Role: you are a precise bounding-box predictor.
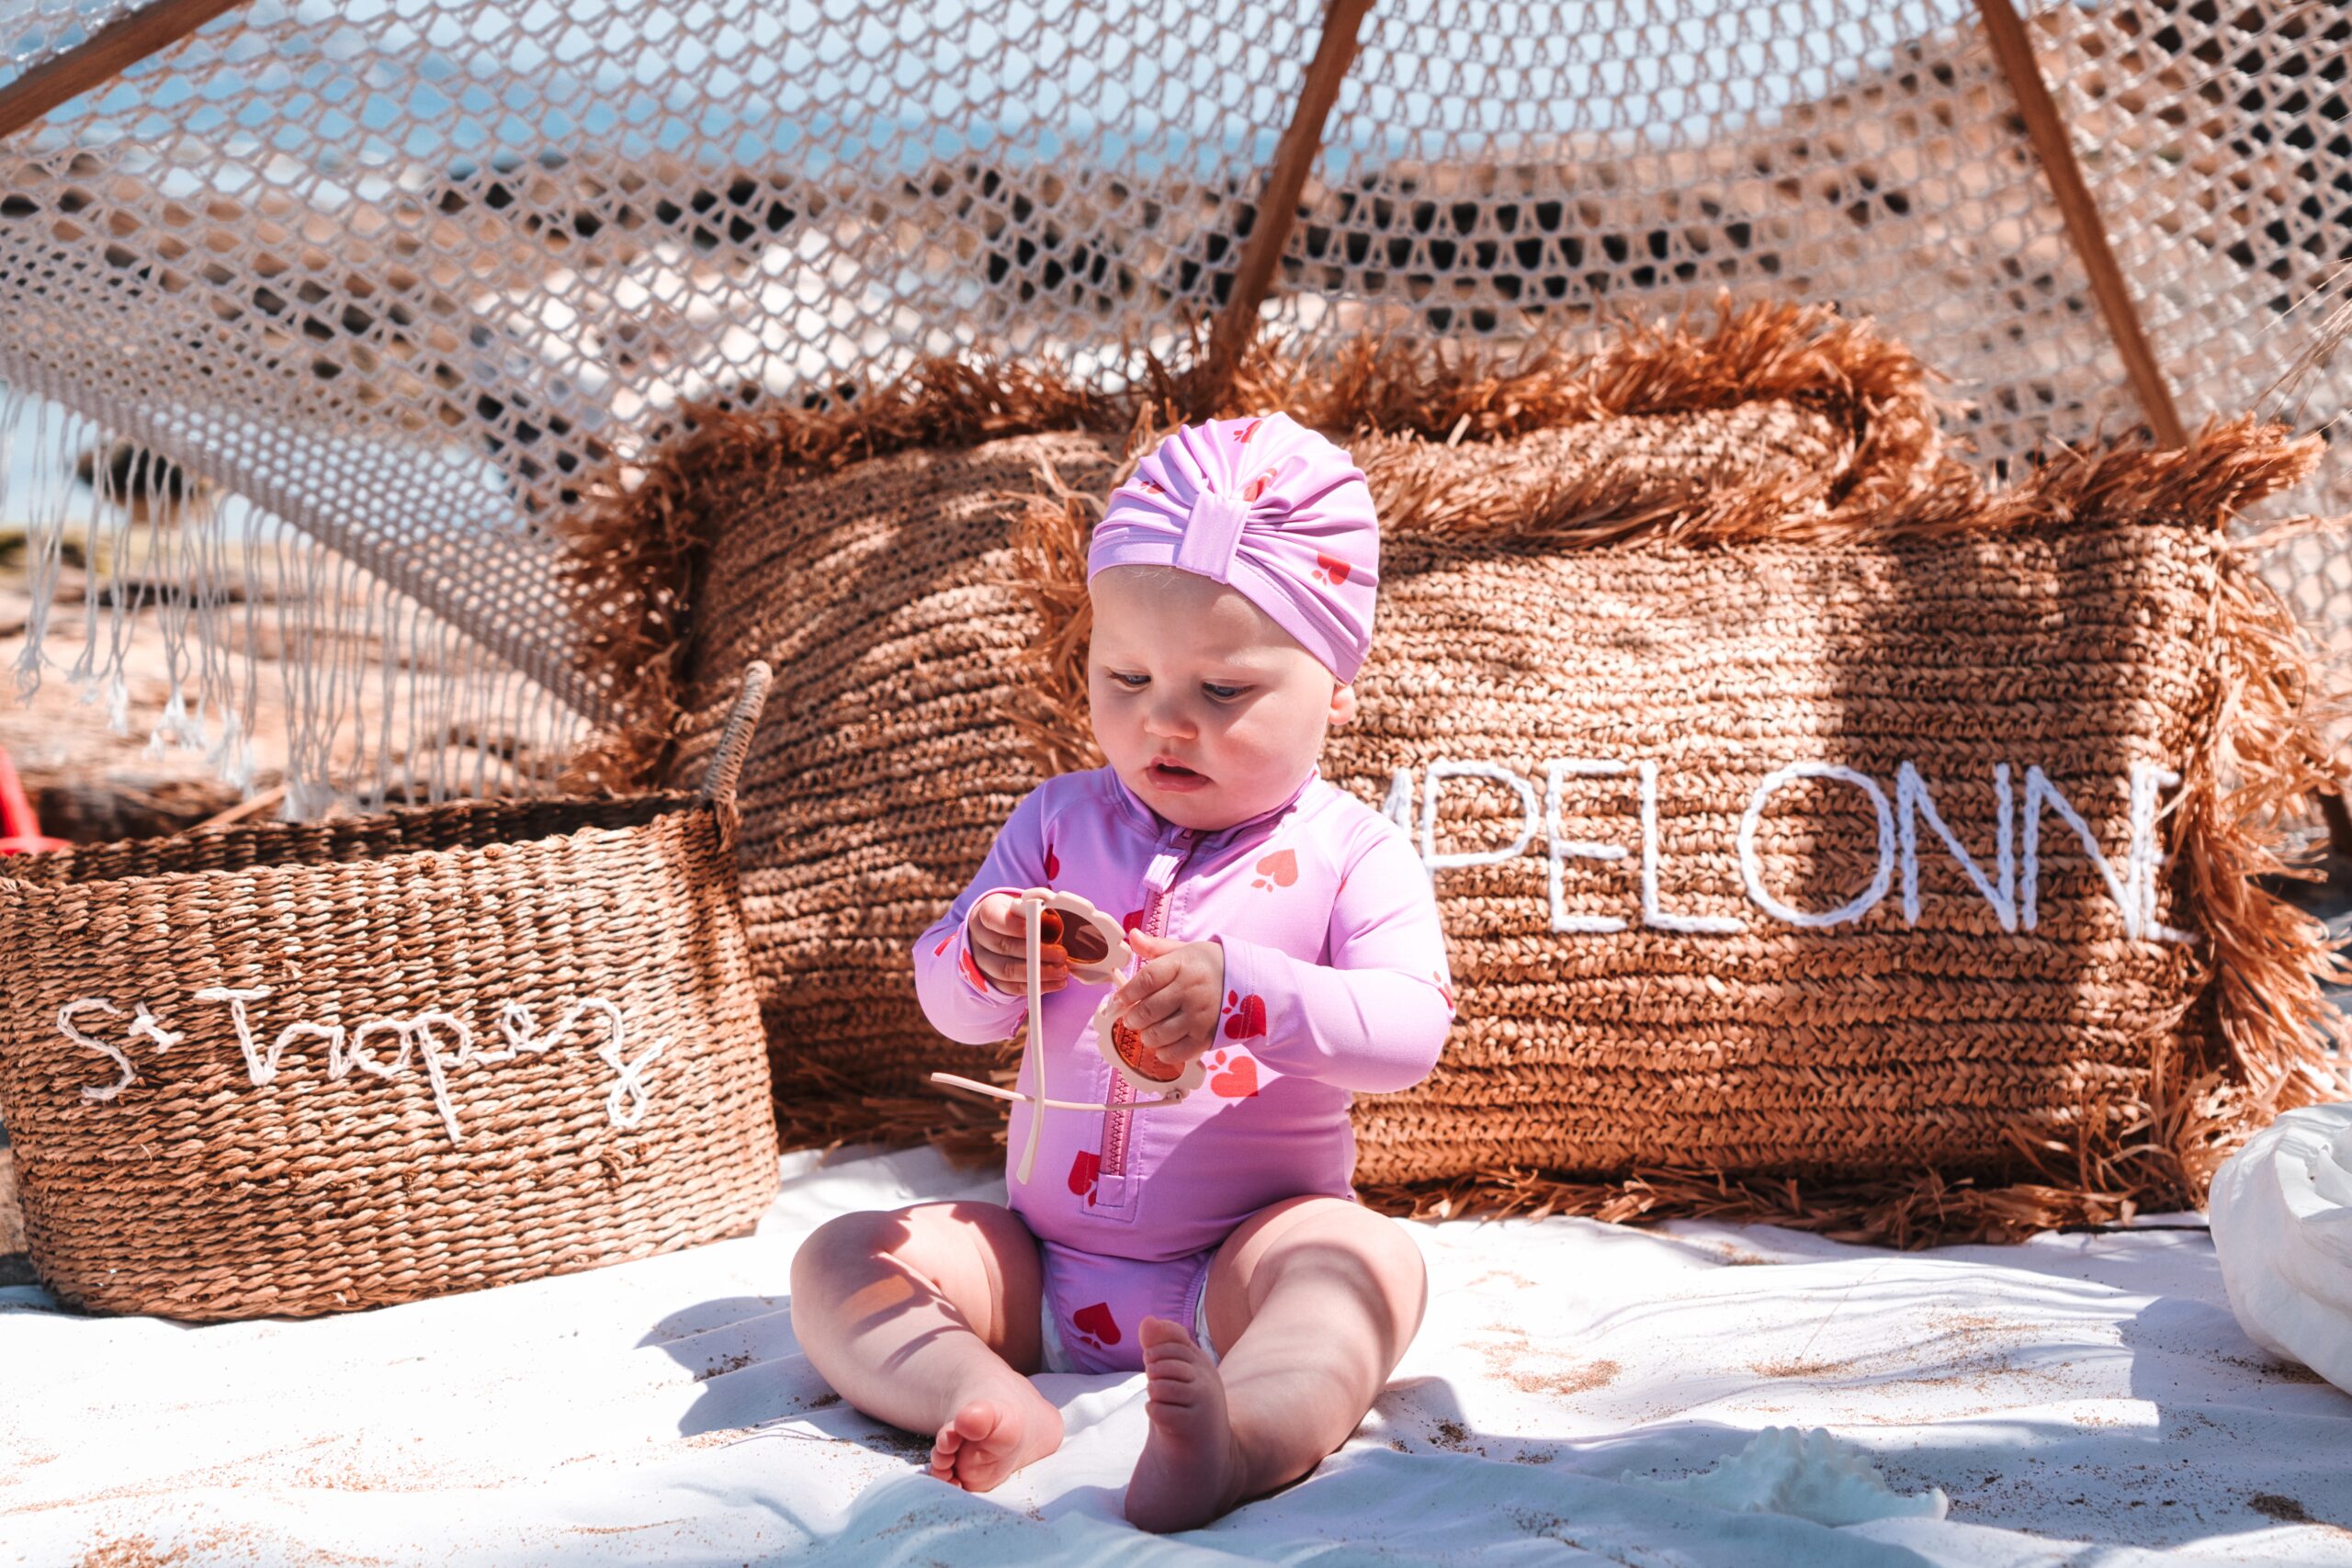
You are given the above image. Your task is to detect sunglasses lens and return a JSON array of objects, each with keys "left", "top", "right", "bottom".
[
  {"left": 1062, "top": 922, "right": 1111, "bottom": 965},
  {"left": 1035, "top": 908, "right": 1065, "bottom": 944},
  {"left": 1111, "top": 1020, "right": 1183, "bottom": 1082}
]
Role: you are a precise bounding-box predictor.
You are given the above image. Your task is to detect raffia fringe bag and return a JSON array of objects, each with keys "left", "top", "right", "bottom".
[
  {"left": 0, "top": 667, "right": 782, "bottom": 1319},
  {"left": 566, "top": 303, "right": 2348, "bottom": 1244}
]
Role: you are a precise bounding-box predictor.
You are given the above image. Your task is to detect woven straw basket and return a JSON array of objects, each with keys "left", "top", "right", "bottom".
[{"left": 0, "top": 667, "right": 782, "bottom": 1320}]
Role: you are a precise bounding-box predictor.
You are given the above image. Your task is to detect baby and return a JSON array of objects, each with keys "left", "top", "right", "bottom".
[{"left": 789, "top": 412, "right": 1455, "bottom": 1533}]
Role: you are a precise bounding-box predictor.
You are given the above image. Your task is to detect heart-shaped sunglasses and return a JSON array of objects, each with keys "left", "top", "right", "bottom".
[{"left": 929, "top": 888, "right": 1198, "bottom": 1185}]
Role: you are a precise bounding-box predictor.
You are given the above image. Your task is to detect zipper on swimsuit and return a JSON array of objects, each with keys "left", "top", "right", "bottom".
[{"left": 1102, "top": 825, "right": 1197, "bottom": 1181}]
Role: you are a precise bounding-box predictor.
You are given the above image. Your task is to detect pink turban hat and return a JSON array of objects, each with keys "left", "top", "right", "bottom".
[{"left": 1086, "top": 412, "right": 1379, "bottom": 683}]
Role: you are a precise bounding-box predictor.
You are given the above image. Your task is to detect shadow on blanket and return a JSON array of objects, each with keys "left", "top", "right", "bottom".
[
  {"left": 642, "top": 1294, "right": 829, "bottom": 1438},
  {"left": 628, "top": 1278, "right": 2349, "bottom": 1553}
]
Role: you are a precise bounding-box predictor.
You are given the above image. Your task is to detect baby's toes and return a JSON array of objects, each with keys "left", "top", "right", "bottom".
[
  {"left": 1136, "top": 1314, "right": 1195, "bottom": 1350},
  {"left": 1138, "top": 1319, "right": 1208, "bottom": 1379},
  {"left": 1143, "top": 1333, "right": 1199, "bottom": 1367},
  {"left": 1144, "top": 1348, "right": 1201, "bottom": 1385}
]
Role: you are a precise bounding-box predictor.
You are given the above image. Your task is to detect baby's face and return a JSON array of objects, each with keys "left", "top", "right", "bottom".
[{"left": 1087, "top": 566, "right": 1355, "bottom": 831}]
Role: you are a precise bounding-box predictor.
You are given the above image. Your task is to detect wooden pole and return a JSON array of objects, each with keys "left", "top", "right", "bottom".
[
  {"left": 0, "top": 0, "right": 247, "bottom": 141},
  {"left": 1976, "top": 3, "right": 2352, "bottom": 860},
  {"left": 1193, "top": 0, "right": 1375, "bottom": 415},
  {"left": 1975, "top": 0, "right": 2187, "bottom": 448}
]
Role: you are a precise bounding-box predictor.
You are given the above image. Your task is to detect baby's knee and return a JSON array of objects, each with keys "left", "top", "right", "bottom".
[
  {"left": 1329, "top": 1211, "right": 1427, "bottom": 1333},
  {"left": 1300, "top": 1220, "right": 1422, "bottom": 1378},
  {"left": 791, "top": 1207, "right": 908, "bottom": 1292}
]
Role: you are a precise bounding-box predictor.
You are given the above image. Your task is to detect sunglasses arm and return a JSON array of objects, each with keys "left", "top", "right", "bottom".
[
  {"left": 928, "top": 1070, "right": 1188, "bottom": 1113},
  {"left": 940, "top": 890, "right": 1176, "bottom": 1182}
]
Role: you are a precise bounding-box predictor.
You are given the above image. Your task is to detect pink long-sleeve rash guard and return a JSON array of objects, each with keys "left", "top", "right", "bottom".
[{"left": 913, "top": 764, "right": 1457, "bottom": 1264}]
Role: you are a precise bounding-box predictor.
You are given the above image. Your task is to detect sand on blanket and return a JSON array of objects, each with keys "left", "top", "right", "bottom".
[{"left": 3, "top": 1143, "right": 2348, "bottom": 1566}]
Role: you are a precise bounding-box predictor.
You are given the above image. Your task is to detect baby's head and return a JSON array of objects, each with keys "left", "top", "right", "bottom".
[{"left": 1085, "top": 413, "right": 1378, "bottom": 830}]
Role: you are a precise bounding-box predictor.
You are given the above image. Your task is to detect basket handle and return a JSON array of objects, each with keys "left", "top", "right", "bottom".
[{"left": 696, "top": 661, "right": 774, "bottom": 803}]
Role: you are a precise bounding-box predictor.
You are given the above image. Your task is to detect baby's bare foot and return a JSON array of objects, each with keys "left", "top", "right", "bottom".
[
  {"left": 1123, "top": 1315, "right": 1251, "bottom": 1533},
  {"left": 927, "top": 1377, "right": 1064, "bottom": 1493}
]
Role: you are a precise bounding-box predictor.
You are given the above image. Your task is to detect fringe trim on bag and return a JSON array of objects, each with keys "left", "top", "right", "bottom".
[
  {"left": 560, "top": 297, "right": 1945, "bottom": 786},
  {"left": 1352, "top": 1163, "right": 2147, "bottom": 1250},
  {"left": 767, "top": 1043, "right": 1015, "bottom": 1171},
  {"left": 555, "top": 361, "right": 1135, "bottom": 791},
  {"left": 1006, "top": 297, "right": 1976, "bottom": 778},
  {"left": 1351, "top": 1035, "right": 2321, "bottom": 1249}
]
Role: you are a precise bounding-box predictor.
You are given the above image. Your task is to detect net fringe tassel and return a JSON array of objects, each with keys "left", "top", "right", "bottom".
[{"left": 2, "top": 390, "right": 586, "bottom": 820}]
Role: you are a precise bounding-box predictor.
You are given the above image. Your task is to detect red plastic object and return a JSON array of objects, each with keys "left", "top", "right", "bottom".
[{"left": 0, "top": 746, "right": 68, "bottom": 855}]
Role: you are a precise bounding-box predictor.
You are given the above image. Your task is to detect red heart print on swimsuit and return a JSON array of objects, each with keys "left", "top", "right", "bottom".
[
  {"left": 1068, "top": 1148, "right": 1101, "bottom": 1205},
  {"left": 1313, "top": 552, "right": 1351, "bottom": 585},
  {"left": 1251, "top": 849, "right": 1296, "bottom": 891},
  {"left": 1122, "top": 908, "right": 1145, "bottom": 934},
  {"left": 1223, "top": 994, "right": 1267, "bottom": 1040},
  {"left": 934, "top": 932, "right": 952, "bottom": 957},
  {"left": 1208, "top": 1052, "right": 1259, "bottom": 1098},
  {"left": 1043, "top": 845, "right": 1060, "bottom": 881},
  {"left": 958, "top": 944, "right": 989, "bottom": 994},
  {"left": 1072, "top": 1301, "right": 1120, "bottom": 1348}
]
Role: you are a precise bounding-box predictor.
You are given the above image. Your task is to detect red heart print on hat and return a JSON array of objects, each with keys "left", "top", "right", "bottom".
[
  {"left": 1223, "top": 994, "right": 1267, "bottom": 1040},
  {"left": 1072, "top": 1302, "right": 1120, "bottom": 1348},
  {"left": 1235, "top": 417, "right": 1262, "bottom": 445},
  {"left": 1068, "top": 1148, "right": 1101, "bottom": 1205},
  {"left": 1314, "top": 552, "right": 1352, "bottom": 585},
  {"left": 1251, "top": 849, "right": 1297, "bottom": 891},
  {"left": 1241, "top": 467, "right": 1278, "bottom": 502}
]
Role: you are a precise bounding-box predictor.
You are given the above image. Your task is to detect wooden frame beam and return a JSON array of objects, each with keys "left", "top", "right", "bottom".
[
  {"left": 0, "top": 0, "right": 248, "bottom": 141},
  {"left": 1194, "top": 0, "right": 1375, "bottom": 414},
  {"left": 1974, "top": 3, "right": 2352, "bottom": 858},
  {"left": 1975, "top": 0, "right": 2187, "bottom": 448}
]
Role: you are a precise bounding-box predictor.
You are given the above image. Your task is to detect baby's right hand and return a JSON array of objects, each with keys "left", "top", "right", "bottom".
[{"left": 967, "top": 892, "right": 1069, "bottom": 996}]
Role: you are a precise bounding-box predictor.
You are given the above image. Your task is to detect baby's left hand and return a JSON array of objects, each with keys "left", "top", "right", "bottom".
[{"left": 1108, "top": 931, "right": 1227, "bottom": 1066}]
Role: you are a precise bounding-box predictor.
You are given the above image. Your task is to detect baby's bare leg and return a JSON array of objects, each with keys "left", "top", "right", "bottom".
[
  {"left": 789, "top": 1200, "right": 1064, "bottom": 1491},
  {"left": 1124, "top": 1195, "right": 1426, "bottom": 1533}
]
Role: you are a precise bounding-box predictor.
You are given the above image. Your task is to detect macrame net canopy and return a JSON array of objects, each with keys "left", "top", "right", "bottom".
[{"left": 1, "top": 0, "right": 2346, "bottom": 813}]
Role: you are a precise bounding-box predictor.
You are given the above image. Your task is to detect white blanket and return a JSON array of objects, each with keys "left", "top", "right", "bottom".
[{"left": 5, "top": 1143, "right": 2347, "bottom": 1566}]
